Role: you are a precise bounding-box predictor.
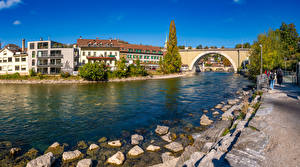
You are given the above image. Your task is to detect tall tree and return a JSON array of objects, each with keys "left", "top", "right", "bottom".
[
  {"left": 279, "top": 22, "right": 299, "bottom": 58},
  {"left": 196, "top": 44, "right": 203, "bottom": 49},
  {"left": 160, "top": 20, "right": 182, "bottom": 73}
]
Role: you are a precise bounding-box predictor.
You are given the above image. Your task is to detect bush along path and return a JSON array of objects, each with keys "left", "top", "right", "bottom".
[{"left": 149, "top": 90, "right": 262, "bottom": 167}]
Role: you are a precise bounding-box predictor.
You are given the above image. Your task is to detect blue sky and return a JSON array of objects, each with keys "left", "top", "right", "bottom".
[{"left": 0, "top": 0, "right": 299, "bottom": 48}]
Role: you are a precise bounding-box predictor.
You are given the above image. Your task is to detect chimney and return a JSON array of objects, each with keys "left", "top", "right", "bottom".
[
  {"left": 40, "top": 37, "right": 43, "bottom": 41},
  {"left": 80, "top": 36, "right": 82, "bottom": 39},
  {"left": 22, "top": 39, "right": 25, "bottom": 52}
]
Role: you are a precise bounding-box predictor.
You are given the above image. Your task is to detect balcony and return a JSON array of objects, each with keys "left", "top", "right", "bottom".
[
  {"left": 49, "top": 63, "right": 63, "bottom": 67},
  {"left": 37, "top": 63, "right": 49, "bottom": 67},
  {"left": 50, "top": 54, "right": 63, "bottom": 58}
]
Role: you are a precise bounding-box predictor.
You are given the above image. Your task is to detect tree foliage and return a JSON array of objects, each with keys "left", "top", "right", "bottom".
[
  {"left": 196, "top": 44, "right": 202, "bottom": 49},
  {"left": 127, "top": 59, "right": 148, "bottom": 76},
  {"left": 160, "top": 20, "right": 182, "bottom": 73},
  {"left": 235, "top": 42, "right": 251, "bottom": 48},
  {"left": 79, "top": 62, "right": 108, "bottom": 81}
]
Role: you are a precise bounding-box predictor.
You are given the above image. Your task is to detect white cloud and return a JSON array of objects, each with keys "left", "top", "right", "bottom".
[
  {"left": 0, "top": 0, "right": 22, "bottom": 10},
  {"left": 13, "top": 20, "right": 21, "bottom": 25}
]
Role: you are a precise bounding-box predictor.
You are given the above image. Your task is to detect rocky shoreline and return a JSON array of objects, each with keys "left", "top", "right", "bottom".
[
  {"left": 0, "top": 72, "right": 193, "bottom": 85},
  {"left": 0, "top": 87, "right": 259, "bottom": 167}
]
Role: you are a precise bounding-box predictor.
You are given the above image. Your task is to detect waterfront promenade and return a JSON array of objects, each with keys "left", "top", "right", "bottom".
[{"left": 225, "top": 83, "right": 300, "bottom": 167}]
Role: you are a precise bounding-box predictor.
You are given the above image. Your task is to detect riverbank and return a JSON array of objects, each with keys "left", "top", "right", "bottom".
[{"left": 0, "top": 72, "right": 193, "bottom": 84}]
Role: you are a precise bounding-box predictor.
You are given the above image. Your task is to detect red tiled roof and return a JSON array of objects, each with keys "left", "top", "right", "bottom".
[
  {"left": 87, "top": 57, "right": 116, "bottom": 60},
  {"left": 119, "top": 43, "right": 162, "bottom": 53}
]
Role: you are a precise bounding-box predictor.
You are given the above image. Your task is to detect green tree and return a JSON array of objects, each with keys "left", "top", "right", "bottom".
[
  {"left": 243, "top": 42, "right": 251, "bottom": 48},
  {"left": 248, "top": 29, "right": 284, "bottom": 79},
  {"left": 279, "top": 22, "right": 299, "bottom": 58},
  {"left": 196, "top": 44, "right": 202, "bottom": 49},
  {"left": 114, "top": 57, "right": 128, "bottom": 78},
  {"left": 178, "top": 45, "right": 185, "bottom": 49},
  {"left": 235, "top": 44, "right": 242, "bottom": 48},
  {"left": 160, "top": 20, "right": 182, "bottom": 73},
  {"left": 79, "top": 62, "right": 108, "bottom": 81},
  {"left": 128, "top": 59, "right": 148, "bottom": 76}
]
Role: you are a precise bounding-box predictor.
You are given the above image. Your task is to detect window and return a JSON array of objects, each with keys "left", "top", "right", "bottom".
[
  {"left": 140, "top": 55, "right": 142, "bottom": 59},
  {"left": 50, "top": 50, "right": 61, "bottom": 57},
  {"left": 3, "top": 59, "right": 7, "bottom": 63},
  {"left": 22, "top": 58, "right": 26, "bottom": 62},
  {"left": 50, "top": 59, "right": 55, "bottom": 65},
  {"left": 32, "top": 60, "right": 35, "bottom": 66},
  {"left": 82, "top": 60, "right": 85, "bottom": 64},
  {"left": 104, "top": 52, "right": 107, "bottom": 57},
  {"left": 15, "top": 58, "right": 20, "bottom": 62},
  {"left": 0, "top": 66, "right": 1, "bottom": 71},
  {"left": 21, "top": 65, "right": 26, "bottom": 71},
  {"left": 8, "top": 65, "right": 12, "bottom": 71},
  {"left": 37, "top": 51, "right": 48, "bottom": 57},
  {"left": 83, "top": 52, "right": 85, "bottom": 56},
  {"left": 32, "top": 51, "right": 36, "bottom": 58},
  {"left": 115, "top": 52, "right": 118, "bottom": 56},
  {"left": 37, "top": 42, "right": 49, "bottom": 49},
  {"left": 88, "top": 52, "right": 91, "bottom": 56},
  {"left": 110, "top": 52, "right": 112, "bottom": 56},
  {"left": 15, "top": 65, "right": 20, "bottom": 71},
  {"left": 94, "top": 52, "right": 96, "bottom": 56},
  {"left": 30, "top": 43, "right": 35, "bottom": 49},
  {"left": 8, "top": 58, "right": 12, "bottom": 62},
  {"left": 0, "top": 60, "right": 2, "bottom": 63}
]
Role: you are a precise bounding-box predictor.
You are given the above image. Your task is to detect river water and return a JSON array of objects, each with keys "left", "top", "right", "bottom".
[{"left": 0, "top": 72, "right": 252, "bottom": 152}]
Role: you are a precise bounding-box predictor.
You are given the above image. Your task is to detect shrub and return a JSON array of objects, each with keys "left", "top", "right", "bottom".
[
  {"left": 114, "top": 57, "right": 128, "bottom": 78},
  {"left": 37, "top": 73, "right": 44, "bottom": 79},
  {"left": 29, "top": 68, "right": 36, "bottom": 77},
  {"left": 60, "top": 71, "right": 71, "bottom": 78},
  {"left": 79, "top": 62, "right": 108, "bottom": 81}
]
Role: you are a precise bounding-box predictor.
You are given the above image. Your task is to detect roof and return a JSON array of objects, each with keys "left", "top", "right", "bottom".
[
  {"left": 77, "top": 38, "right": 163, "bottom": 54},
  {"left": 119, "top": 43, "right": 162, "bottom": 52},
  {"left": 77, "top": 39, "right": 125, "bottom": 47}
]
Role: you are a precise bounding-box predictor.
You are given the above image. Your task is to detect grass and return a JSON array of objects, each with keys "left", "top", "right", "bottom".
[
  {"left": 222, "top": 128, "right": 230, "bottom": 136},
  {"left": 249, "top": 125, "right": 260, "bottom": 131},
  {"left": 237, "top": 112, "right": 246, "bottom": 120}
]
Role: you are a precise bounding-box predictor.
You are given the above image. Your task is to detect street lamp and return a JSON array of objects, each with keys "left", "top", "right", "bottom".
[{"left": 259, "top": 44, "right": 263, "bottom": 77}]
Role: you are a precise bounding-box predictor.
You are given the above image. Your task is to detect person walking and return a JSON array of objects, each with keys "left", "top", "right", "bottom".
[
  {"left": 269, "top": 70, "right": 276, "bottom": 90},
  {"left": 277, "top": 68, "right": 283, "bottom": 86}
]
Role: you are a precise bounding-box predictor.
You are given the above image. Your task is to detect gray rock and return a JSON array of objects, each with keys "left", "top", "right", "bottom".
[
  {"left": 161, "top": 152, "right": 176, "bottom": 163},
  {"left": 108, "top": 140, "right": 122, "bottom": 147},
  {"left": 215, "top": 104, "right": 223, "bottom": 109},
  {"left": 128, "top": 145, "right": 144, "bottom": 156},
  {"left": 107, "top": 151, "right": 125, "bottom": 165},
  {"left": 26, "top": 152, "right": 55, "bottom": 167},
  {"left": 200, "top": 114, "right": 213, "bottom": 126},
  {"left": 62, "top": 150, "right": 82, "bottom": 162},
  {"left": 76, "top": 158, "right": 92, "bottom": 167},
  {"left": 213, "top": 111, "right": 219, "bottom": 115},
  {"left": 161, "top": 132, "right": 172, "bottom": 142},
  {"left": 146, "top": 145, "right": 161, "bottom": 152},
  {"left": 155, "top": 125, "right": 169, "bottom": 135},
  {"left": 10, "top": 147, "right": 21, "bottom": 155},
  {"left": 164, "top": 142, "right": 184, "bottom": 153},
  {"left": 49, "top": 142, "right": 60, "bottom": 148},
  {"left": 88, "top": 144, "right": 99, "bottom": 150},
  {"left": 131, "top": 134, "right": 144, "bottom": 145}
]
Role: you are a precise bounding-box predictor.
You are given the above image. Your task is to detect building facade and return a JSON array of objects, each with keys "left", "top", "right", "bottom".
[
  {"left": 27, "top": 40, "right": 78, "bottom": 74},
  {"left": 0, "top": 43, "right": 28, "bottom": 75},
  {"left": 119, "top": 43, "right": 163, "bottom": 70},
  {"left": 77, "top": 39, "right": 121, "bottom": 70}
]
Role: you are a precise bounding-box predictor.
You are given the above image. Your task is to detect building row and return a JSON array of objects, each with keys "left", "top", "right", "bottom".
[{"left": 0, "top": 38, "right": 165, "bottom": 75}]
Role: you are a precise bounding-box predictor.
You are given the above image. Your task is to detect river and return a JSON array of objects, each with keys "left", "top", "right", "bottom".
[{"left": 0, "top": 72, "right": 252, "bottom": 153}]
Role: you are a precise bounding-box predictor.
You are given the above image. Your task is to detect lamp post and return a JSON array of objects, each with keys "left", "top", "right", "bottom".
[{"left": 259, "top": 44, "right": 263, "bottom": 77}]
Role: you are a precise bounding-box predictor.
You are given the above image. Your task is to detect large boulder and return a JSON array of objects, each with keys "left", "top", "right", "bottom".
[
  {"left": 164, "top": 142, "right": 184, "bottom": 153},
  {"left": 128, "top": 145, "right": 144, "bottom": 157},
  {"left": 200, "top": 114, "right": 213, "bottom": 126},
  {"left": 161, "top": 152, "right": 176, "bottom": 163},
  {"left": 62, "top": 150, "right": 82, "bottom": 162},
  {"left": 26, "top": 152, "right": 55, "bottom": 167},
  {"left": 155, "top": 125, "right": 169, "bottom": 135},
  {"left": 131, "top": 134, "right": 144, "bottom": 145},
  {"left": 107, "top": 151, "right": 125, "bottom": 165},
  {"left": 76, "top": 158, "right": 92, "bottom": 167}
]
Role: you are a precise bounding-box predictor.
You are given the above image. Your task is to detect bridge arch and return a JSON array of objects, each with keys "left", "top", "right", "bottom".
[{"left": 189, "top": 51, "right": 238, "bottom": 72}]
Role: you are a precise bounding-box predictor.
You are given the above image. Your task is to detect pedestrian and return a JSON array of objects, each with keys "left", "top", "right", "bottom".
[
  {"left": 269, "top": 70, "right": 275, "bottom": 90},
  {"left": 277, "top": 68, "right": 283, "bottom": 86}
]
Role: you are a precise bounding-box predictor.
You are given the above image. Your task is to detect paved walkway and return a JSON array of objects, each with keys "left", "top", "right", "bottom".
[{"left": 226, "top": 83, "right": 300, "bottom": 167}]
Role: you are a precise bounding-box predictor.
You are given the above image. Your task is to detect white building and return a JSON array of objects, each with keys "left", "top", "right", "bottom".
[
  {"left": 77, "top": 38, "right": 120, "bottom": 70},
  {"left": 0, "top": 42, "right": 29, "bottom": 75},
  {"left": 27, "top": 39, "right": 79, "bottom": 74}
]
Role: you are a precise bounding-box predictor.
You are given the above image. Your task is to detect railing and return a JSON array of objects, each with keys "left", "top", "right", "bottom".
[{"left": 283, "top": 71, "right": 297, "bottom": 84}]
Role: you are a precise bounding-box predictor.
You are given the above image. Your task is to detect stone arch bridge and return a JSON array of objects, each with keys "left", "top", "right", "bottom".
[{"left": 179, "top": 48, "right": 250, "bottom": 72}]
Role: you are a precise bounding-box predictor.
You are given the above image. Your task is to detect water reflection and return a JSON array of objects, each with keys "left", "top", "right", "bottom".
[{"left": 0, "top": 72, "right": 251, "bottom": 151}]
